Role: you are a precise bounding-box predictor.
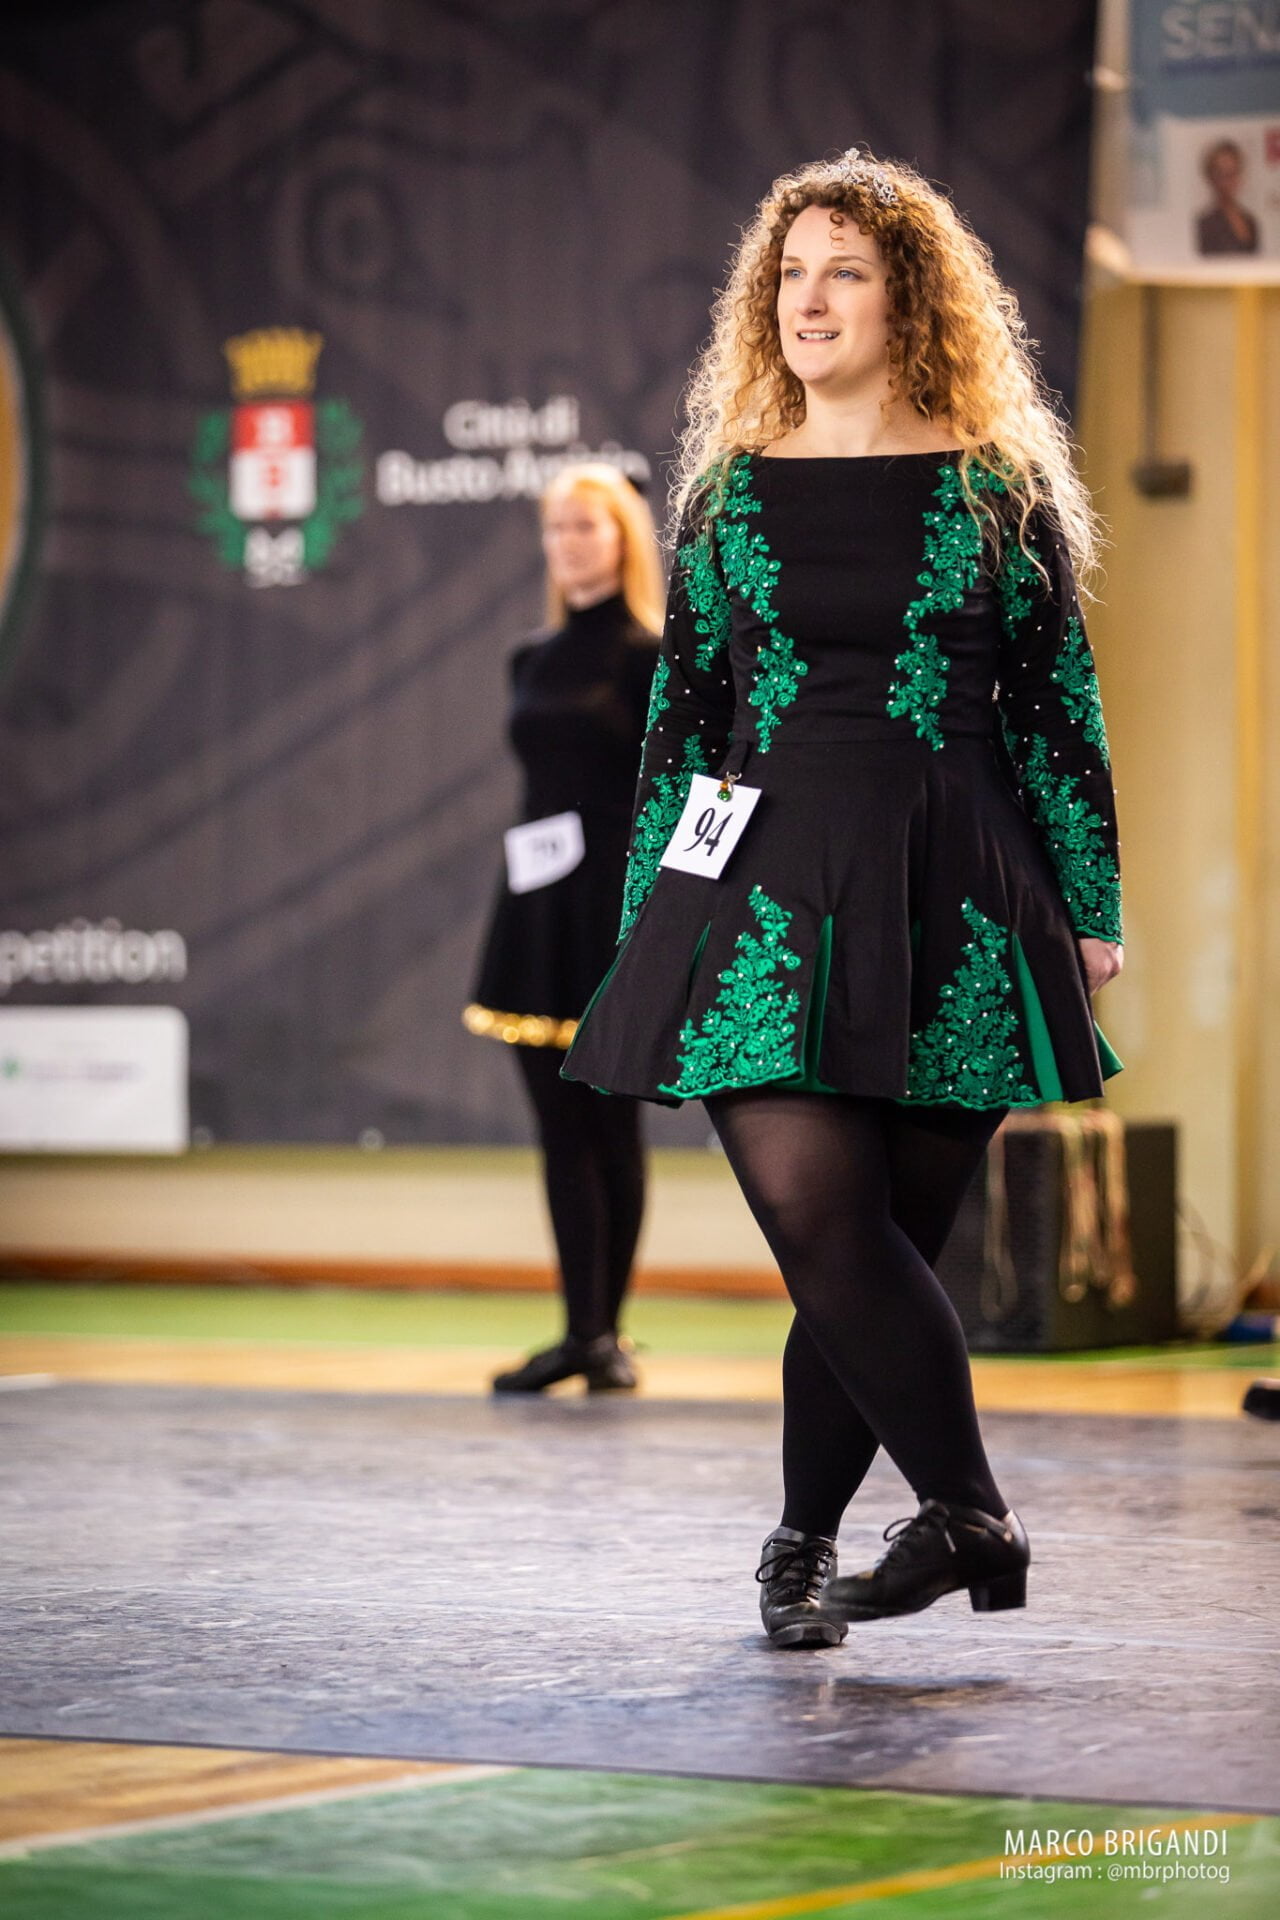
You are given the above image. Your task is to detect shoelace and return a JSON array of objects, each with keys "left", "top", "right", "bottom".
[
  {"left": 875, "top": 1505, "right": 955, "bottom": 1572},
  {"left": 756, "top": 1540, "right": 836, "bottom": 1602}
]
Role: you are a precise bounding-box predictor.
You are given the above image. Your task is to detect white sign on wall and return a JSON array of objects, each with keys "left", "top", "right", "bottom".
[{"left": 0, "top": 1007, "right": 189, "bottom": 1153}]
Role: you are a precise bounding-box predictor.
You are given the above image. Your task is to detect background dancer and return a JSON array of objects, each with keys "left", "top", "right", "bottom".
[
  {"left": 466, "top": 464, "right": 664, "bottom": 1393},
  {"left": 564, "top": 151, "right": 1123, "bottom": 1642}
]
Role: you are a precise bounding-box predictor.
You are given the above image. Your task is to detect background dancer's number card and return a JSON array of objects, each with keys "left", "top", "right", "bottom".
[
  {"left": 504, "top": 810, "right": 585, "bottom": 892},
  {"left": 659, "top": 775, "right": 761, "bottom": 879}
]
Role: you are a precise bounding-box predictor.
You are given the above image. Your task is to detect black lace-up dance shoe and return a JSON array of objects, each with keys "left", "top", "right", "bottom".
[
  {"left": 491, "top": 1333, "right": 638, "bottom": 1395},
  {"left": 823, "top": 1499, "right": 1029, "bottom": 1621},
  {"left": 756, "top": 1526, "right": 848, "bottom": 1649}
]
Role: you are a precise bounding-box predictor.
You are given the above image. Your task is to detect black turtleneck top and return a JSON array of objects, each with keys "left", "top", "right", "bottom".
[{"left": 507, "top": 592, "right": 657, "bottom": 821}]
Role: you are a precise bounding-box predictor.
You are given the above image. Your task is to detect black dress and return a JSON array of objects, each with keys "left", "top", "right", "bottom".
[
  {"left": 469, "top": 592, "right": 657, "bottom": 1043},
  {"left": 563, "top": 452, "right": 1123, "bottom": 1108}
]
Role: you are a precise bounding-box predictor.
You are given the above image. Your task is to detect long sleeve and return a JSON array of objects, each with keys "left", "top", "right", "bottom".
[
  {"left": 994, "top": 507, "right": 1123, "bottom": 944},
  {"left": 617, "top": 508, "right": 736, "bottom": 937}
]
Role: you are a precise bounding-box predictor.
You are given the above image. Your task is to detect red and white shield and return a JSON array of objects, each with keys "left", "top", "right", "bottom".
[{"left": 229, "top": 401, "right": 316, "bottom": 521}]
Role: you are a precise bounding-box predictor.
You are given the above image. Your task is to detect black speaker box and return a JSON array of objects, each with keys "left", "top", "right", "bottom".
[{"left": 936, "top": 1120, "right": 1178, "bottom": 1352}]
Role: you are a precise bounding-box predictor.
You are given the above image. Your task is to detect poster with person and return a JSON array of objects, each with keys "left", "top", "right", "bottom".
[{"left": 1127, "top": 0, "right": 1280, "bottom": 278}]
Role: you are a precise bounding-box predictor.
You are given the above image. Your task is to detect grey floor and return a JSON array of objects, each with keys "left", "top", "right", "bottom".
[{"left": 2, "top": 1383, "right": 1277, "bottom": 1813}]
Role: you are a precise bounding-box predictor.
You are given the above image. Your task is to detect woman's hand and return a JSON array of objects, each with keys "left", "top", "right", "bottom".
[{"left": 1078, "top": 938, "right": 1123, "bottom": 996}]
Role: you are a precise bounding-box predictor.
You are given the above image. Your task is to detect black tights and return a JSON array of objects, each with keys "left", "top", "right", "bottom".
[
  {"left": 706, "top": 1091, "right": 1005, "bottom": 1536},
  {"left": 517, "top": 1048, "right": 645, "bottom": 1343}
]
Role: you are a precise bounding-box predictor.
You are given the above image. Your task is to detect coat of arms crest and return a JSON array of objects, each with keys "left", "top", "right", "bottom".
[{"left": 190, "top": 328, "right": 364, "bottom": 585}]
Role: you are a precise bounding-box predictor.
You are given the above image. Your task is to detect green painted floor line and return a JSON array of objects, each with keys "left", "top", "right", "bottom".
[
  {"left": 0, "top": 1283, "right": 1274, "bottom": 1373},
  {"left": 1050, "top": 1342, "right": 1280, "bottom": 1371},
  {"left": 1, "top": 1769, "right": 1275, "bottom": 1920},
  {"left": 0, "top": 1284, "right": 795, "bottom": 1358}
]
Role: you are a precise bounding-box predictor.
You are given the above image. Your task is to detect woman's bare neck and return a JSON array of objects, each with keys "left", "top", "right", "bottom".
[{"left": 765, "top": 398, "right": 963, "bottom": 461}]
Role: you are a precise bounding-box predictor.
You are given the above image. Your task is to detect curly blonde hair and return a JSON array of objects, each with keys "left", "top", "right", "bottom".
[{"left": 672, "top": 150, "right": 1101, "bottom": 589}]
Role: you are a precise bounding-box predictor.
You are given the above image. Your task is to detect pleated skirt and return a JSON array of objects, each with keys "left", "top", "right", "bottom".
[
  {"left": 473, "top": 801, "right": 633, "bottom": 1024},
  {"left": 563, "top": 735, "right": 1120, "bottom": 1110}
]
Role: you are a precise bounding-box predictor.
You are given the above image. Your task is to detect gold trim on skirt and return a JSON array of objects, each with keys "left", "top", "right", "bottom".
[{"left": 462, "top": 1002, "right": 578, "bottom": 1049}]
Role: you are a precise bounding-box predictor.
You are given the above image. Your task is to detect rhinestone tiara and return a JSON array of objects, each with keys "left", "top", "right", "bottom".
[{"left": 836, "top": 150, "right": 898, "bottom": 207}]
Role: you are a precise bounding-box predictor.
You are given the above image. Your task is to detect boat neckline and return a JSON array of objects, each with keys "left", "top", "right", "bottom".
[{"left": 751, "top": 448, "right": 964, "bottom": 463}]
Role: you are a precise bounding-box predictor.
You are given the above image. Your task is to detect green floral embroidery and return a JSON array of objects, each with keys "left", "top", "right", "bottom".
[
  {"left": 677, "top": 526, "right": 732, "bottom": 669},
  {"left": 887, "top": 461, "right": 994, "bottom": 751},
  {"left": 1050, "top": 615, "right": 1111, "bottom": 766},
  {"left": 905, "top": 899, "right": 1036, "bottom": 1106},
  {"left": 747, "top": 631, "right": 807, "bottom": 753},
  {"left": 715, "top": 461, "right": 779, "bottom": 630},
  {"left": 886, "top": 629, "right": 950, "bottom": 750},
  {"left": 715, "top": 456, "right": 807, "bottom": 752},
  {"left": 720, "top": 450, "right": 763, "bottom": 529},
  {"left": 661, "top": 884, "right": 802, "bottom": 1095},
  {"left": 996, "top": 530, "right": 1041, "bottom": 636},
  {"left": 644, "top": 652, "right": 670, "bottom": 731},
  {"left": 618, "top": 735, "right": 708, "bottom": 937},
  {"left": 715, "top": 514, "right": 778, "bottom": 624},
  {"left": 1015, "top": 733, "right": 1122, "bottom": 940}
]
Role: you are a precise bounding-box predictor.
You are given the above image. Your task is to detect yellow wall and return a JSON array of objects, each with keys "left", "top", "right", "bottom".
[
  {"left": 1079, "top": 281, "right": 1280, "bottom": 1282},
  {"left": 1263, "top": 292, "right": 1280, "bottom": 1274}
]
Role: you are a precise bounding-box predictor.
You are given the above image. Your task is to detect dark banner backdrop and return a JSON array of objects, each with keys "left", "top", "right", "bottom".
[{"left": 0, "top": 0, "right": 1097, "bottom": 1145}]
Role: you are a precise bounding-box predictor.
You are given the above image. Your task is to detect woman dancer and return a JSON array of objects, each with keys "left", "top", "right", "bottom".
[
  {"left": 466, "top": 464, "right": 663, "bottom": 1393},
  {"left": 564, "top": 152, "right": 1122, "bottom": 1643}
]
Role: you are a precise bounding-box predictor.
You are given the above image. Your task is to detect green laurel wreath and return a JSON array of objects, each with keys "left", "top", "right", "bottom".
[
  {"left": 306, "top": 399, "right": 365, "bottom": 567},
  {"left": 189, "top": 410, "right": 244, "bottom": 567}
]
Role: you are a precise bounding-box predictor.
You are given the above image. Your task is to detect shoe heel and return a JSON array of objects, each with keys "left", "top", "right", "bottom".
[{"left": 970, "top": 1570, "right": 1026, "bottom": 1612}]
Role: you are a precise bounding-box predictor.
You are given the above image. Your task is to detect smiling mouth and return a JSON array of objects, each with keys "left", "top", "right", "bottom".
[{"left": 796, "top": 330, "right": 838, "bottom": 341}]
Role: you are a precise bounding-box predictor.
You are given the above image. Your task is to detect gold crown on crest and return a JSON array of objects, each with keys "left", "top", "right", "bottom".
[{"left": 224, "top": 328, "right": 323, "bottom": 399}]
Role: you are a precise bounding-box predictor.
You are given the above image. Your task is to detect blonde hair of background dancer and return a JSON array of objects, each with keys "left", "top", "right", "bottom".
[
  {"left": 671, "top": 148, "right": 1101, "bottom": 592},
  {"left": 542, "top": 463, "right": 666, "bottom": 633}
]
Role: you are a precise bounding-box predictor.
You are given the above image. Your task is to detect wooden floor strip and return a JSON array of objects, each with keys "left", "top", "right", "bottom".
[
  {"left": 0, "top": 1332, "right": 1256, "bottom": 1416},
  {"left": 1, "top": 1250, "right": 787, "bottom": 1298},
  {"left": 0, "top": 1739, "right": 500, "bottom": 1847}
]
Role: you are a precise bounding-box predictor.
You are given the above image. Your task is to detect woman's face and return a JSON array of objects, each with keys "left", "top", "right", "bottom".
[
  {"left": 542, "top": 492, "right": 624, "bottom": 603},
  {"left": 776, "top": 202, "right": 892, "bottom": 397},
  {"left": 1206, "top": 148, "right": 1243, "bottom": 200}
]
